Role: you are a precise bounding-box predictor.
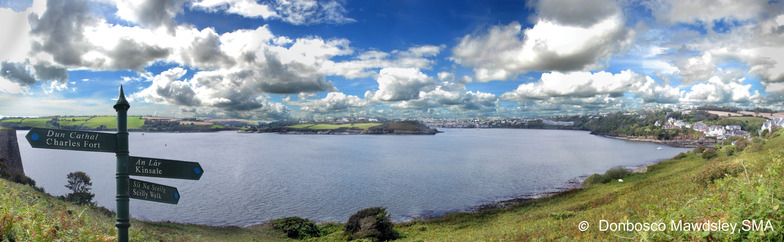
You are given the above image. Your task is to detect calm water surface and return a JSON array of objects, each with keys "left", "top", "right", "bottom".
[{"left": 18, "top": 129, "right": 689, "bottom": 226}]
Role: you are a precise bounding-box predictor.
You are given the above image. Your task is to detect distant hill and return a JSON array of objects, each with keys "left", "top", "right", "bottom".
[
  {"left": 256, "top": 120, "right": 440, "bottom": 135},
  {"left": 0, "top": 116, "right": 233, "bottom": 132}
]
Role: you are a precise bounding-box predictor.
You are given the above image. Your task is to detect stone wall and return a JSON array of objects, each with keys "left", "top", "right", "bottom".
[{"left": 0, "top": 129, "right": 24, "bottom": 175}]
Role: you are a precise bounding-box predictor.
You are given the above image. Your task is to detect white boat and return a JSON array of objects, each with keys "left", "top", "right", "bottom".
[{"left": 657, "top": 147, "right": 663, "bottom": 150}]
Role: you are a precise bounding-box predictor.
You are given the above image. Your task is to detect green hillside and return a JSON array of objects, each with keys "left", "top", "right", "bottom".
[{"left": 2, "top": 116, "right": 149, "bottom": 130}]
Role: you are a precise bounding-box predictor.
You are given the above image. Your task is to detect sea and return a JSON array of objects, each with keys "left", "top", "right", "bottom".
[{"left": 17, "top": 129, "right": 689, "bottom": 226}]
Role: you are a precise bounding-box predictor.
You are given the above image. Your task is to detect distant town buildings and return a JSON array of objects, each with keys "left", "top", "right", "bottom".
[
  {"left": 654, "top": 117, "right": 752, "bottom": 140},
  {"left": 542, "top": 119, "right": 575, "bottom": 126}
]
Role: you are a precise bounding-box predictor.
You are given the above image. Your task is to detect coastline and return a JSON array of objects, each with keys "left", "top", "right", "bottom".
[
  {"left": 592, "top": 133, "right": 716, "bottom": 148},
  {"left": 411, "top": 136, "right": 675, "bottom": 221}
]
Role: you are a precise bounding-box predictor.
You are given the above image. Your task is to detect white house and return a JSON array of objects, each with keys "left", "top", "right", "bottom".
[
  {"left": 760, "top": 118, "right": 784, "bottom": 135},
  {"left": 674, "top": 120, "right": 686, "bottom": 127},
  {"left": 705, "top": 125, "right": 726, "bottom": 138},
  {"left": 693, "top": 122, "right": 708, "bottom": 132}
]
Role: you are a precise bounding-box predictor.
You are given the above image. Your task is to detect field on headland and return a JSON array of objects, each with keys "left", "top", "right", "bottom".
[
  {"left": 0, "top": 116, "right": 230, "bottom": 132},
  {"left": 2, "top": 129, "right": 783, "bottom": 240},
  {"left": 0, "top": 116, "right": 145, "bottom": 130}
]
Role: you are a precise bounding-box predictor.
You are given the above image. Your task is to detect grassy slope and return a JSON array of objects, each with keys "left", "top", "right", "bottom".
[
  {"left": 725, "top": 116, "right": 768, "bottom": 123},
  {"left": 20, "top": 118, "right": 50, "bottom": 128},
  {"left": 4, "top": 130, "right": 783, "bottom": 241},
  {"left": 57, "top": 117, "right": 92, "bottom": 127}
]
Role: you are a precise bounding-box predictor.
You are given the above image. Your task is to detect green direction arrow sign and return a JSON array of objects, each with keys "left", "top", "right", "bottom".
[
  {"left": 25, "top": 127, "right": 117, "bottom": 153},
  {"left": 128, "top": 156, "right": 204, "bottom": 180},
  {"left": 129, "top": 179, "right": 180, "bottom": 204}
]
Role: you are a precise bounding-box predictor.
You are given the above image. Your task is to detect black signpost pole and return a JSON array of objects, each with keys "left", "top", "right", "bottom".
[
  {"left": 114, "top": 86, "right": 131, "bottom": 242},
  {"left": 24, "top": 85, "right": 203, "bottom": 241}
]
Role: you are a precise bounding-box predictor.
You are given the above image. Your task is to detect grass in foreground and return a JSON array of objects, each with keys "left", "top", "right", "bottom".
[{"left": 3, "top": 129, "right": 783, "bottom": 241}]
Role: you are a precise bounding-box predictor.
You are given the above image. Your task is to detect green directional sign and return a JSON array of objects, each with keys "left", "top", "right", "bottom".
[
  {"left": 128, "top": 156, "right": 204, "bottom": 180},
  {"left": 25, "top": 127, "right": 117, "bottom": 153},
  {"left": 129, "top": 178, "right": 180, "bottom": 204}
]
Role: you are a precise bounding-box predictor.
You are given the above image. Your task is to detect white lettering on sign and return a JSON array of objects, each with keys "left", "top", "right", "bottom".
[
  {"left": 42, "top": 129, "right": 105, "bottom": 149},
  {"left": 134, "top": 158, "right": 164, "bottom": 175},
  {"left": 131, "top": 180, "right": 169, "bottom": 201}
]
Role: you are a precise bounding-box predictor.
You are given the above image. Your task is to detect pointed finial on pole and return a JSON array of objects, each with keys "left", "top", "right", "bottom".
[{"left": 114, "top": 85, "right": 130, "bottom": 111}]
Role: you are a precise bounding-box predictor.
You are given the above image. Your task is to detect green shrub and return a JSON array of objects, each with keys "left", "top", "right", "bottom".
[
  {"left": 692, "top": 161, "right": 743, "bottom": 186},
  {"left": 735, "top": 138, "right": 749, "bottom": 151},
  {"left": 673, "top": 152, "right": 688, "bottom": 159},
  {"left": 64, "top": 172, "right": 94, "bottom": 206},
  {"left": 701, "top": 148, "right": 718, "bottom": 160},
  {"left": 582, "top": 174, "right": 610, "bottom": 188},
  {"left": 693, "top": 145, "right": 705, "bottom": 154},
  {"left": 0, "top": 160, "right": 37, "bottom": 188},
  {"left": 724, "top": 145, "right": 735, "bottom": 156},
  {"left": 748, "top": 142, "right": 764, "bottom": 152},
  {"left": 345, "top": 207, "right": 397, "bottom": 241},
  {"left": 10, "top": 173, "right": 36, "bottom": 187},
  {"left": 271, "top": 217, "right": 320, "bottom": 239},
  {"left": 604, "top": 166, "right": 631, "bottom": 179}
]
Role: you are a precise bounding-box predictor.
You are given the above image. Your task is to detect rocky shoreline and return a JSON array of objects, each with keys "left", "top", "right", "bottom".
[{"left": 593, "top": 133, "right": 717, "bottom": 148}]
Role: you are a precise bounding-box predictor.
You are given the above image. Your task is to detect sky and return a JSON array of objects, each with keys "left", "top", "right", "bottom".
[{"left": 1, "top": 0, "right": 784, "bottom": 120}]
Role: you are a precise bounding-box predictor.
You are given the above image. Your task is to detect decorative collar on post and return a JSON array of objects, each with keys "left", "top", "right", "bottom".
[{"left": 114, "top": 85, "right": 131, "bottom": 111}]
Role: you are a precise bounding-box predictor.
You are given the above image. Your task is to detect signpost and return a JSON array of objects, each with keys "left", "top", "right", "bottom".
[
  {"left": 25, "top": 128, "right": 117, "bottom": 152},
  {"left": 129, "top": 179, "right": 180, "bottom": 204},
  {"left": 25, "top": 86, "right": 204, "bottom": 242},
  {"left": 128, "top": 156, "right": 204, "bottom": 180}
]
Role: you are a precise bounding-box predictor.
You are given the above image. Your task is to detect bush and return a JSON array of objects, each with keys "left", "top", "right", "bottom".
[
  {"left": 11, "top": 173, "right": 36, "bottom": 187},
  {"left": 64, "top": 172, "right": 94, "bottom": 206},
  {"left": 692, "top": 161, "right": 743, "bottom": 186},
  {"left": 701, "top": 148, "right": 718, "bottom": 160},
  {"left": 735, "top": 138, "right": 750, "bottom": 151},
  {"left": 673, "top": 152, "right": 688, "bottom": 159},
  {"left": 345, "top": 207, "right": 397, "bottom": 241},
  {"left": 724, "top": 145, "right": 735, "bottom": 156},
  {"left": 0, "top": 160, "right": 37, "bottom": 187},
  {"left": 271, "top": 217, "right": 320, "bottom": 239},
  {"left": 604, "top": 166, "right": 631, "bottom": 180},
  {"left": 582, "top": 174, "right": 610, "bottom": 188},
  {"left": 748, "top": 142, "right": 764, "bottom": 152},
  {"left": 693, "top": 145, "right": 705, "bottom": 154}
]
